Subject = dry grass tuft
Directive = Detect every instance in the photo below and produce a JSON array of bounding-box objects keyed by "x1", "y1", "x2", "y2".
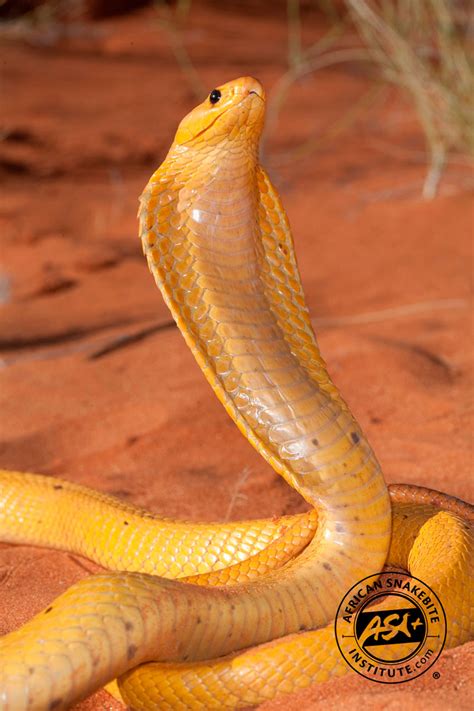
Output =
[{"x1": 346, "y1": 0, "x2": 474, "y2": 198}]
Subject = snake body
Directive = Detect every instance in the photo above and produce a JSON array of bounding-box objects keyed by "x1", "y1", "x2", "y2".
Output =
[{"x1": 0, "y1": 77, "x2": 472, "y2": 710}]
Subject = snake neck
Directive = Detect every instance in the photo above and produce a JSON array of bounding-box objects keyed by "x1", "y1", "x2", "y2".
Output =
[{"x1": 139, "y1": 137, "x2": 389, "y2": 542}]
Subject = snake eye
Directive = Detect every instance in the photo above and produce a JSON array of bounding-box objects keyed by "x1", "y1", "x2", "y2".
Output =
[{"x1": 209, "y1": 89, "x2": 221, "y2": 105}]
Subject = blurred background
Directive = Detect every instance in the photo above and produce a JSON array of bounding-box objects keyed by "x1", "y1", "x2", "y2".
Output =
[{"x1": 0, "y1": 2, "x2": 473, "y2": 708}]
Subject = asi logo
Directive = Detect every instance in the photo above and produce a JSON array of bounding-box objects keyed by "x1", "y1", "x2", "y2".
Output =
[{"x1": 335, "y1": 572, "x2": 446, "y2": 683}]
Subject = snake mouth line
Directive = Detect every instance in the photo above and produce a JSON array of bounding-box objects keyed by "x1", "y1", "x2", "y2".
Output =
[{"x1": 182, "y1": 91, "x2": 259, "y2": 144}]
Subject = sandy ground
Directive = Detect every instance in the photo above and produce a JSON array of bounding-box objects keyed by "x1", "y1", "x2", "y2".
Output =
[{"x1": 1, "y1": 2, "x2": 473, "y2": 709}]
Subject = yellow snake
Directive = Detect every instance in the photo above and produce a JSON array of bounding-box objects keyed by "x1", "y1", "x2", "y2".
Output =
[{"x1": 0, "y1": 76, "x2": 472, "y2": 711}]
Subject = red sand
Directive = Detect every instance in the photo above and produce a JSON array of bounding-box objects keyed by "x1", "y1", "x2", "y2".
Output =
[{"x1": 1, "y1": 3, "x2": 472, "y2": 709}]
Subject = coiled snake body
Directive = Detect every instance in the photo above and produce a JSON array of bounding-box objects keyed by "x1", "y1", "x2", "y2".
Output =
[{"x1": 0, "y1": 77, "x2": 472, "y2": 710}]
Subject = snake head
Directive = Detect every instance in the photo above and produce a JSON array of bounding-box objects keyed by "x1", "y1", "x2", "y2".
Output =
[{"x1": 174, "y1": 76, "x2": 265, "y2": 147}]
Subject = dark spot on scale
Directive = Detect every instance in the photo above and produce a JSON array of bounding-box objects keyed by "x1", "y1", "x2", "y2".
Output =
[
  {"x1": 370, "y1": 416, "x2": 382, "y2": 424},
  {"x1": 228, "y1": 631, "x2": 233, "y2": 637},
  {"x1": 45, "y1": 606, "x2": 53, "y2": 614},
  {"x1": 351, "y1": 431, "x2": 360, "y2": 444},
  {"x1": 123, "y1": 521, "x2": 129, "y2": 526},
  {"x1": 196, "y1": 616, "x2": 202, "y2": 624},
  {"x1": 53, "y1": 484, "x2": 63, "y2": 490},
  {"x1": 183, "y1": 654, "x2": 189, "y2": 661},
  {"x1": 125, "y1": 621, "x2": 133, "y2": 631},
  {"x1": 127, "y1": 644, "x2": 137, "y2": 661},
  {"x1": 49, "y1": 699, "x2": 62, "y2": 710},
  {"x1": 28, "y1": 667, "x2": 34, "y2": 675},
  {"x1": 312, "y1": 438, "x2": 319, "y2": 446},
  {"x1": 299, "y1": 624, "x2": 307, "y2": 631},
  {"x1": 323, "y1": 562, "x2": 332, "y2": 571},
  {"x1": 231, "y1": 604, "x2": 235, "y2": 610},
  {"x1": 402, "y1": 514, "x2": 409, "y2": 519},
  {"x1": 354, "y1": 515, "x2": 360, "y2": 521}
]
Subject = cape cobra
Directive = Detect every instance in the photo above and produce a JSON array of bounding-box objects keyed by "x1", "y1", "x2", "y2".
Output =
[{"x1": 0, "y1": 76, "x2": 472, "y2": 711}]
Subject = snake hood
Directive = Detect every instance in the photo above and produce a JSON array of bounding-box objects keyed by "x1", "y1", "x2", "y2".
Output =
[{"x1": 139, "y1": 76, "x2": 389, "y2": 532}]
